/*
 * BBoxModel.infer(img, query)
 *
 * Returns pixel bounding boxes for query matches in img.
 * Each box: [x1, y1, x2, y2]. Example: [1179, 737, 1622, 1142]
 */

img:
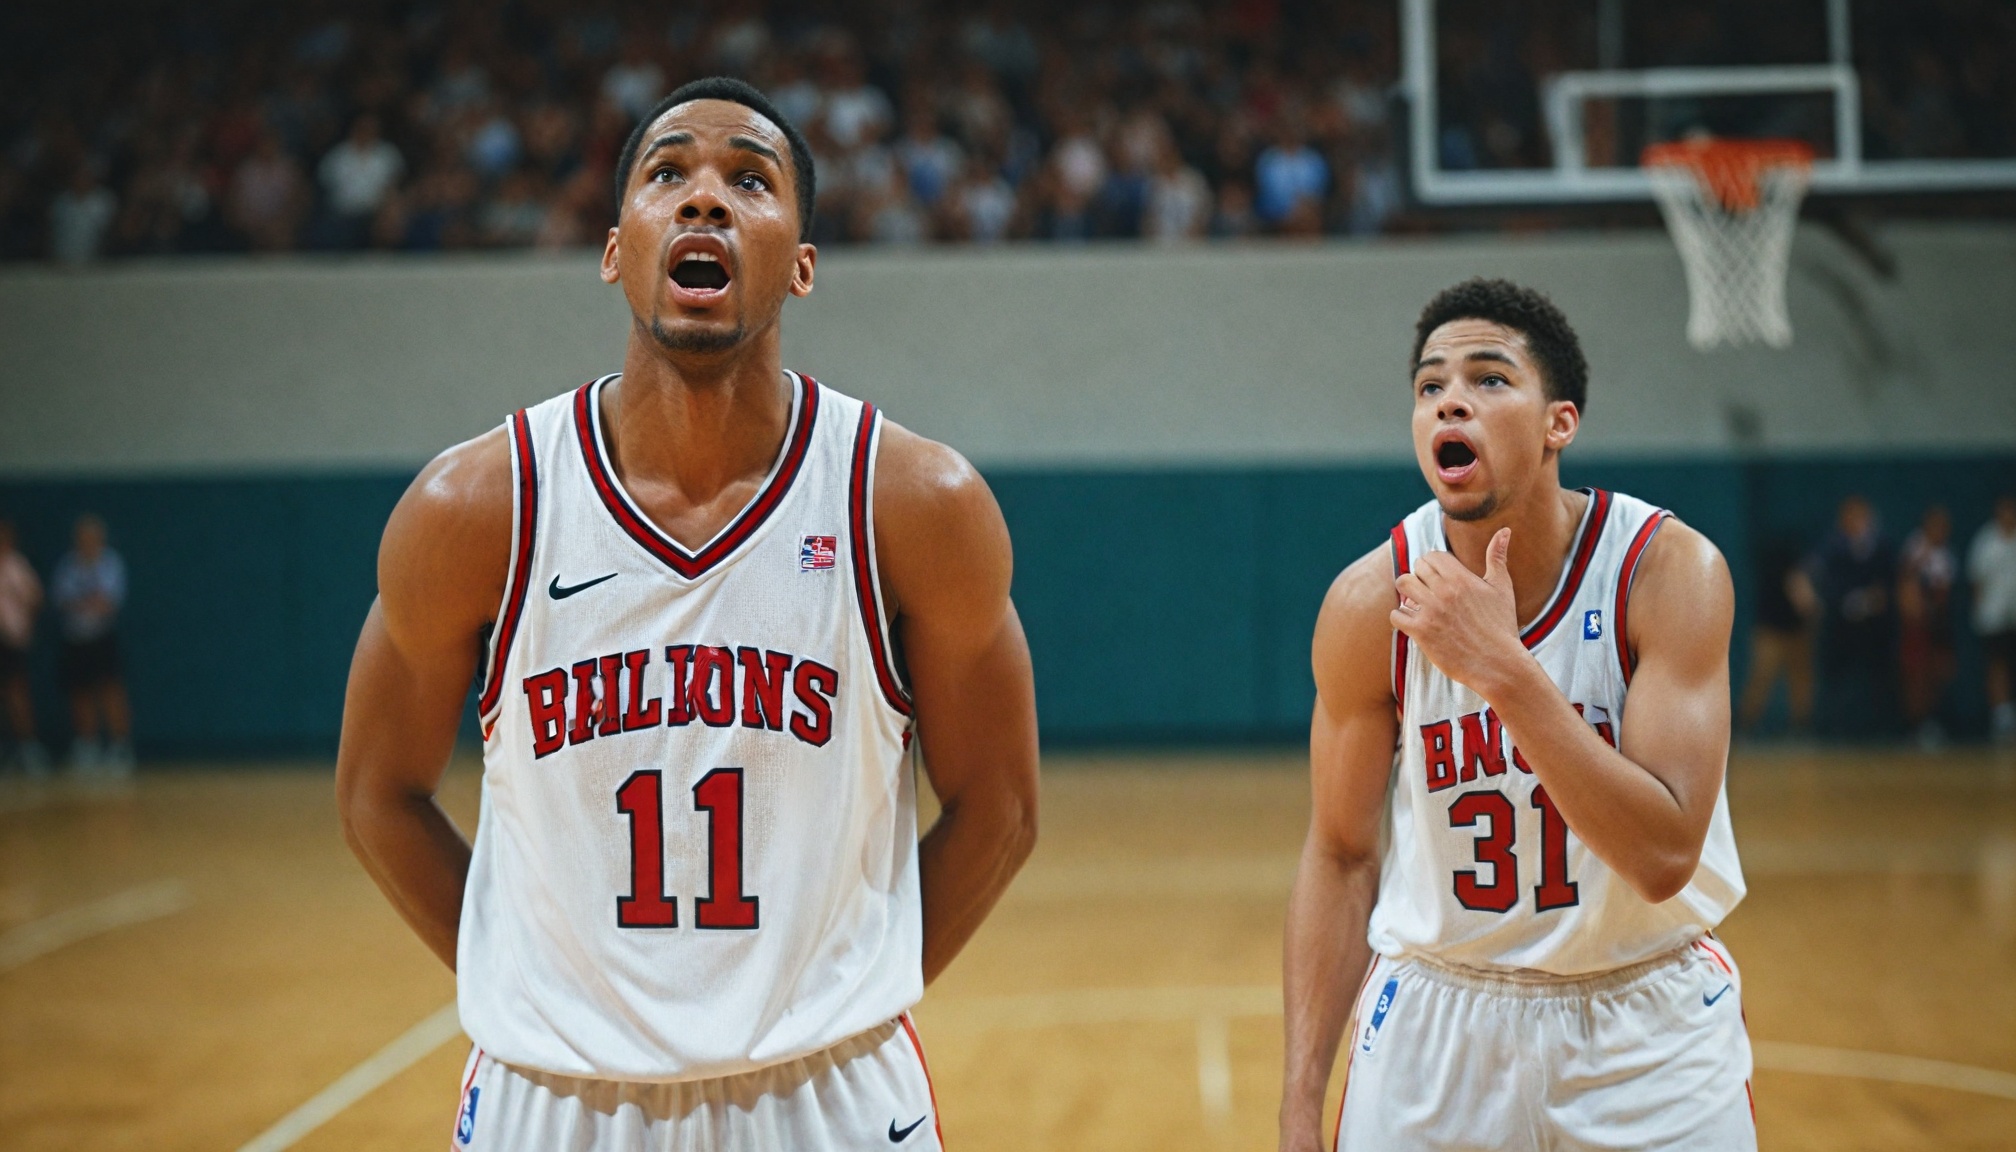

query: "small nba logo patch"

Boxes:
[1583, 609, 1604, 640]
[1360, 976, 1399, 1055]
[456, 1085, 480, 1145]
[800, 535, 837, 571]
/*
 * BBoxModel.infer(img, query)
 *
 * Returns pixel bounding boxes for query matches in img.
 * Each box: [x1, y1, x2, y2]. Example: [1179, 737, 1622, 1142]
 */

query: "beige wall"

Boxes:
[3, 224, 2012, 476]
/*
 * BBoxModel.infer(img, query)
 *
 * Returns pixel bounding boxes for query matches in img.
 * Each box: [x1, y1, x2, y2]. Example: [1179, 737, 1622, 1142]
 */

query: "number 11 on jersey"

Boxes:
[615, 768, 760, 930]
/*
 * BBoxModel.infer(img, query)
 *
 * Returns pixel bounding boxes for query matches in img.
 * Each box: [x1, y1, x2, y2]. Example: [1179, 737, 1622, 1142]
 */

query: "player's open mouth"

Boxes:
[671, 254, 729, 291]
[666, 234, 734, 306]
[1433, 434, 1479, 483]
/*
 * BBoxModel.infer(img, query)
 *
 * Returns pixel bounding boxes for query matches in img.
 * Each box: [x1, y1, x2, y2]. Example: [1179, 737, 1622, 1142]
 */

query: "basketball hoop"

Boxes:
[1642, 138, 1813, 351]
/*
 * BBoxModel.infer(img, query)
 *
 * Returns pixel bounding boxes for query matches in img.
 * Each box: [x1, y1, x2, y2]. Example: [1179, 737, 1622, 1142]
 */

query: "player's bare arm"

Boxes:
[335, 429, 512, 969]
[1391, 519, 1734, 903]
[875, 419, 1039, 984]
[1279, 543, 1398, 1152]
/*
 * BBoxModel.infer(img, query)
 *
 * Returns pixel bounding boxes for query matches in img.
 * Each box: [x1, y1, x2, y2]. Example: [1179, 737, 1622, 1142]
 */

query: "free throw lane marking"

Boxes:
[236, 1002, 462, 1152]
[233, 989, 2016, 1152]
[920, 987, 2016, 1106]
[0, 879, 190, 972]
[1752, 1040, 2016, 1102]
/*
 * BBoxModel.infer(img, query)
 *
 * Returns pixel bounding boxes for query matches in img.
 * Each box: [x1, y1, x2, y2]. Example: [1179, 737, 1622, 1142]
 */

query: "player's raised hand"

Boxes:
[1390, 527, 1528, 697]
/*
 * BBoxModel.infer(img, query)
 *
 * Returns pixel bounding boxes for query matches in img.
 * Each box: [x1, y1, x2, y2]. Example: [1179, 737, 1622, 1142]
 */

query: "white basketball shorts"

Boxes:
[448, 1016, 945, 1152]
[1334, 938, 1755, 1152]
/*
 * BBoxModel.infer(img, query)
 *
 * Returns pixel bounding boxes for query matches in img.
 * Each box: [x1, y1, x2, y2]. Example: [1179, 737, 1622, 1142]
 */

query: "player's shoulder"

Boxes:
[1622, 511, 1734, 649]
[1633, 512, 1728, 589]
[868, 416, 1011, 615]
[1323, 538, 1401, 628]
[378, 425, 515, 619]
[1312, 538, 1401, 699]
[401, 424, 515, 529]
[870, 416, 992, 522]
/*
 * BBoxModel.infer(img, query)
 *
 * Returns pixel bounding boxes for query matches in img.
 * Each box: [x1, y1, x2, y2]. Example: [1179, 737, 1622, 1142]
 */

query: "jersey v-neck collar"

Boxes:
[573, 370, 820, 580]
[1434, 487, 1613, 650]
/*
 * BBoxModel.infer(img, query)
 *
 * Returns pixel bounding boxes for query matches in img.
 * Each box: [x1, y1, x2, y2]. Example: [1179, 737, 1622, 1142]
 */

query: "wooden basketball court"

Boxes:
[3, 748, 2013, 1150]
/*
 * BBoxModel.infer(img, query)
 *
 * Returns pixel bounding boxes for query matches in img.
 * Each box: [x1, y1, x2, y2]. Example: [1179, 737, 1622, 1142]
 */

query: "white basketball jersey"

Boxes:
[1366, 489, 1745, 975]
[459, 371, 922, 1082]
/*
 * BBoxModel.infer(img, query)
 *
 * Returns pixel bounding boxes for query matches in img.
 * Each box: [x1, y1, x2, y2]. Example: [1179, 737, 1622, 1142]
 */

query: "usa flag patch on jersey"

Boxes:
[800, 535, 838, 571]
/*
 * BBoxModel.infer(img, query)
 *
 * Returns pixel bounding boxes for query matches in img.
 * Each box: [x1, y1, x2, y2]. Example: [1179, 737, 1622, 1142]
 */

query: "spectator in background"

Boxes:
[228, 129, 308, 251]
[945, 157, 1016, 243]
[1253, 114, 1328, 236]
[1969, 494, 2016, 744]
[1210, 178, 1258, 238]
[1812, 495, 1897, 740]
[52, 515, 131, 776]
[1145, 134, 1211, 242]
[1897, 505, 1957, 748]
[0, 520, 48, 776]
[1738, 533, 1819, 737]
[49, 163, 117, 264]
[315, 113, 403, 249]
[821, 52, 894, 151]
[601, 38, 666, 121]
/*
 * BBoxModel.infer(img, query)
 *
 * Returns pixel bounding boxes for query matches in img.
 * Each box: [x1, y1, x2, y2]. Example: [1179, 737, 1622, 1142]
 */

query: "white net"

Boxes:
[1645, 154, 1810, 351]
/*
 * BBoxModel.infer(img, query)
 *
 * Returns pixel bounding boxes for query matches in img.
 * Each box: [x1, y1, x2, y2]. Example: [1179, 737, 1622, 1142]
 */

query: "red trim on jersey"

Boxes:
[1693, 935, 1736, 976]
[1389, 525, 1411, 717]
[1332, 955, 1386, 1152]
[899, 1013, 945, 1148]
[451, 1046, 484, 1142]
[1613, 510, 1672, 684]
[1518, 488, 1613, 650]
[478, 411, 538, 720]
[850, 403, 913, 716]
[573, 373, 820, 580]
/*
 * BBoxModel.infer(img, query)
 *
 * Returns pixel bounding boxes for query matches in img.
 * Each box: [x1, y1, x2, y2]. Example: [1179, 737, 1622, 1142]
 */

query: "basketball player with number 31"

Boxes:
[336, 77, 1037, 1151]
[1280, 280, 1750, 1151]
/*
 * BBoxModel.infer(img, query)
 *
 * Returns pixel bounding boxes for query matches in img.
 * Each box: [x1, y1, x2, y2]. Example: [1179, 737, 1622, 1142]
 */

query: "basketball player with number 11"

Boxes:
[337, 77, 1038, 1151]
[1280, 280, 1751, 1151]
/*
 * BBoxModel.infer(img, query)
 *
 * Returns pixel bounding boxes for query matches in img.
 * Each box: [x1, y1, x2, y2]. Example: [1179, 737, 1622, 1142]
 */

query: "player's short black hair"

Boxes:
[612, 76, 817, 242]
[1412, 278, 1589, 414]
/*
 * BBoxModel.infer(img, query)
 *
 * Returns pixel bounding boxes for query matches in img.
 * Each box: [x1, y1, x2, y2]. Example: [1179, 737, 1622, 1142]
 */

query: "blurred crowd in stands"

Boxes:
[1740, 494, 2016, 749]
[5, 0, 2013, 264]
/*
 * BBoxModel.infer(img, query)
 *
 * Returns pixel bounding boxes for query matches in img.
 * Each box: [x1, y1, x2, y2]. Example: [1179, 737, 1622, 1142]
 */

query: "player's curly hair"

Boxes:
[1412, 278, 1589, 414]
[612, 76, 817, 241]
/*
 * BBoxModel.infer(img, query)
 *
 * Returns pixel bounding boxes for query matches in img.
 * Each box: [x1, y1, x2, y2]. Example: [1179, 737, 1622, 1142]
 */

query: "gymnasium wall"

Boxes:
[2, 225, 2013, 754]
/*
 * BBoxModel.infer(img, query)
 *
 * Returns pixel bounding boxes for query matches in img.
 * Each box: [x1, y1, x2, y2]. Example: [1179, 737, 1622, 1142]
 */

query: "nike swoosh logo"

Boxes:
[549, 573, 617, 600]
[1703, 983, 1732, 1007]
[889, 1115, 928, 1142]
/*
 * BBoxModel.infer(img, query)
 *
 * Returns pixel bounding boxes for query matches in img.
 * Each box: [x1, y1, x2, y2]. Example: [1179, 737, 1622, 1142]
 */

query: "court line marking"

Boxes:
[918, 986, 2016, 1105]
[0, 879, 191, 972]
[0, 776, 138, 816]
[235, 1001, 462, 1152]
[1195, 1014, 1233, 1123]
[233, 987, 2016, 1151]
[1751, 1041, 2016, 1102]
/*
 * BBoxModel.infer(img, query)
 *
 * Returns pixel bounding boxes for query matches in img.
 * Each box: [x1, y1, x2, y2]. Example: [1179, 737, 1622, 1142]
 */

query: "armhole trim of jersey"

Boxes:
[478, 408, 539, 724]
[1390, 524, 1411, 717]
[1614, 510, 1672, 685]
[850, 403, 914, 717]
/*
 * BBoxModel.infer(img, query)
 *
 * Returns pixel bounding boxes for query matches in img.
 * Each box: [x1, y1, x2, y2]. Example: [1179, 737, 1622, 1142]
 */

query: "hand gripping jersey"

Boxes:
[459, 371, 922, 1082]
[1367, 490, 1745, 975]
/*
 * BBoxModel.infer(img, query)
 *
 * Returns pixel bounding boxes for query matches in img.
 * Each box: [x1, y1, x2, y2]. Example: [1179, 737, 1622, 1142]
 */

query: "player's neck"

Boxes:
[1442, 475, 1590, 627]
[605, 331, 795, 505]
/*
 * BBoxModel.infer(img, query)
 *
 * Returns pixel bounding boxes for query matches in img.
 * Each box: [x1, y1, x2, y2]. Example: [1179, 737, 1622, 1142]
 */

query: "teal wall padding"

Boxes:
[0, 473, 411, 756]
[2, 453, 2011, 757]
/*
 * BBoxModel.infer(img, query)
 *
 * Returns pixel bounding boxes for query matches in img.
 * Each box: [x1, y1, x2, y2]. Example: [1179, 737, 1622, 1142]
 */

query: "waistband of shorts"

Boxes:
[491, 1015, 907, 1089]
[1390, 943, 1697, 999]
